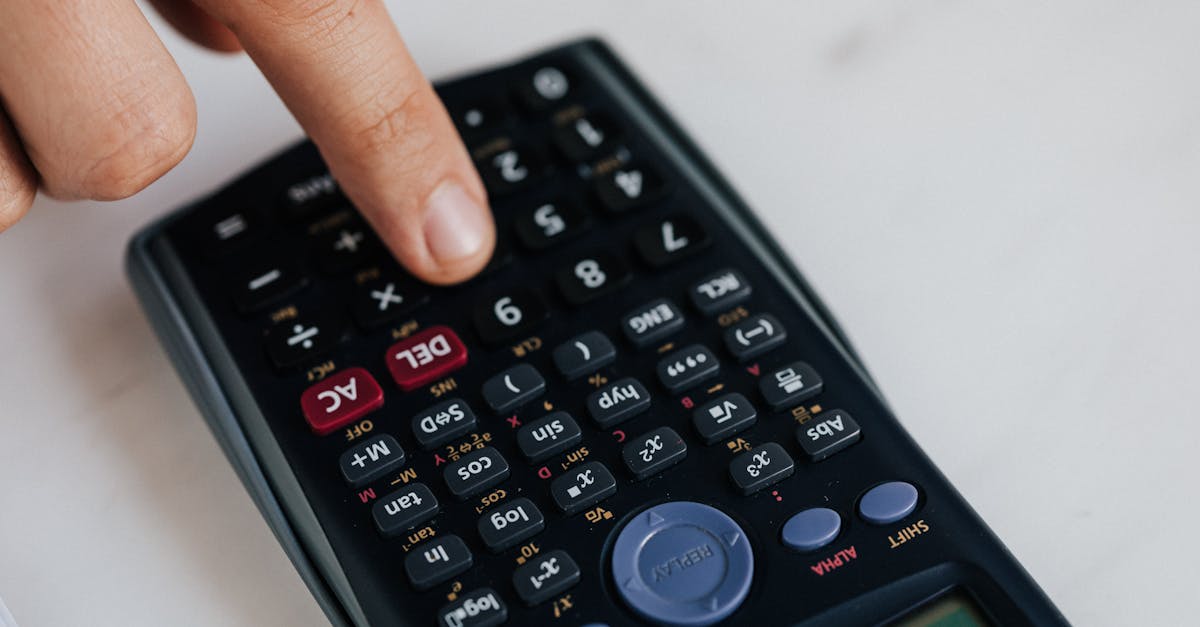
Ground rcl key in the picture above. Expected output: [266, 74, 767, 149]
[385, 326, 468, 391]
[299, 367, 384, 435]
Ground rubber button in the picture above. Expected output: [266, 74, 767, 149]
[611, 502, 753, 626]
[858, 481, 920, 525]
[780, 508, 841, 552]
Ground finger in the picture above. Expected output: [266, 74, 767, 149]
[146, 0, 242, 53]
[195, 0, 494, 285]
[0, 109, 37, 232]
[0, 0, 196, 201]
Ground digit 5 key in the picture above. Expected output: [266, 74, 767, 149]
[385, 326, 469, 391]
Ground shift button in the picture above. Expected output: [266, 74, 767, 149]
[858, 481, 920, 525]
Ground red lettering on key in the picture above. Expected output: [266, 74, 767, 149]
[384, 325, 468, 391]
[300, 367, 384, 435]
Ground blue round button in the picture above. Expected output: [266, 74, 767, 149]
[611, 502, 753, 626]
[780, 507, 841, 551]
[858, 481, 920, 525]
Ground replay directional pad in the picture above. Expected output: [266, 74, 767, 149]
[611, 501, 753, 626]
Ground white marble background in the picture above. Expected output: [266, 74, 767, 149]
[2, 2, 1197, 625]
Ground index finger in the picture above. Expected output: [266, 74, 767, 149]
[196, 0, 494, 285]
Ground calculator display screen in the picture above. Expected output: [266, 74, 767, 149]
[896, 591, 994, 627]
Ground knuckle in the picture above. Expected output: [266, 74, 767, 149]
[78, 87, 196, 200]
[350, 87, 429, 158]
[0, 181, 35, 232]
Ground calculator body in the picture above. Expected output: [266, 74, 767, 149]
[127, 38, 1065, 626]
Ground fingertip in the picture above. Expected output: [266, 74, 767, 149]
[375, 179, 495, 286]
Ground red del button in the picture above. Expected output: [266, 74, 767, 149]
[385, 325, 469, 391]
[300, 367, 384, 435]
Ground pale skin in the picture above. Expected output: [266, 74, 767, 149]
[0, 0, 495, 285]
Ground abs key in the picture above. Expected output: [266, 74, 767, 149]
[385, 326, 468, 391]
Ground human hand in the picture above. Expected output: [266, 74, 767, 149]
[0, 0, 494, 284]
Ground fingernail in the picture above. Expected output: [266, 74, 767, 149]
[423, 181, 489, 264]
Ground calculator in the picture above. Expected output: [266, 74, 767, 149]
[127, 38, 1065, 627]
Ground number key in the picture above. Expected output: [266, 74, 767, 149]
[473, 288, 547, 345]
[554, 252, 631, 305]
[476, 143, 544, 195]
[513, 200, 591, 250]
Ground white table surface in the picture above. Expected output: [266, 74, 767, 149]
[2, 2, 1198, 625]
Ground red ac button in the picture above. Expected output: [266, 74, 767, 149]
[300, 367, 384, 435]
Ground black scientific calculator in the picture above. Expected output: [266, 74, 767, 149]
[128, 38, 1065, 627]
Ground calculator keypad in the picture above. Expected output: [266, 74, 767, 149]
[165, 45, 906, 627]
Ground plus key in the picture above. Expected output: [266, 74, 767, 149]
[385, 325, 469, 391]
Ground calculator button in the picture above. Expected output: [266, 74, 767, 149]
[477, 144, 544, 195]
[513, 200, 591, 250]
[797, 409, 861, 461]
[550, 461, 617, 514]
[621, 298, 685, 348]
[759, 361, 823, 411]
[621, 426, 687, 480]
[385, 326, 468, 391]
[729, 443, 795, 495]
[280, 171, 340, 221]
[633, 214, 710, 268]
[517, 65, 571, 110]
[692, 393, 757, 445]
[553, 112, 620, 162]
[858, 481, 920, 525]
[516, 412, 583, 463]
[206, 211, 253, 255]
[585, 377, 651, 428]
[552, 331, 616, 380]
[372, 483, 439, 537]
[443, 447, 510, 499]
[350, 277, 428, 330]
[781, 508, 842, 552]
[233, 261, 307, 313]
[300, 367, 384, 435]
[405, 535, 473, 591]
[723, 313, 787, 361]
[594, 165, 665, 212]
[473, 288, 548, 345]
[554, 252, 632, 305]
[478, 235, 514, 278]
[265, 316, 343, 369]
[656, 344, 720, 393]
[478, 497, 545, 553]
[690, 268, 752, 315]
[611, 502, 753, 626]
[412, 398, 478, 450]
[314, 225, 378, 274]
[437, 588, 507, 627]
[338, 434, 405, 486]
[481, 364, 546, 413]
[452, 99, 506, 136]
[513, 550, 581, 606]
